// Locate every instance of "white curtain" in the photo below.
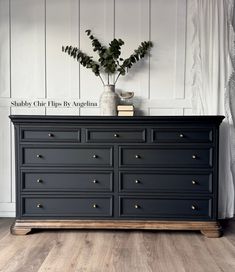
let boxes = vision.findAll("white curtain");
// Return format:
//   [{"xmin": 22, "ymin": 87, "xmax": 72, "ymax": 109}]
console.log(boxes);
[{"xmin": 190, "ymin": 0, "xmax": 235, "ymax": 218}]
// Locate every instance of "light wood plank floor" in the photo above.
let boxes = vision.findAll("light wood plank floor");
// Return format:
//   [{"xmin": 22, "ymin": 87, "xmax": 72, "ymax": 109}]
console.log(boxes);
[{"xmin": 0, "ymin": 219, "xmax": 234, "ymax": 272}]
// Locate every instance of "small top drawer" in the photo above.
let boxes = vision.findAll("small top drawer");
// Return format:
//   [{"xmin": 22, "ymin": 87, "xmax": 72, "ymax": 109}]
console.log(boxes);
[
  {"xmin": 86, "ymin": 128, "xmax": 146, "ymax": 143},
  {"xmin": 21, "ymin": 127, "xmax": 80, "ymax": 142},
  {"xmin": 151, "ymin": 128, "xmax": 213, "ymax": 143}
]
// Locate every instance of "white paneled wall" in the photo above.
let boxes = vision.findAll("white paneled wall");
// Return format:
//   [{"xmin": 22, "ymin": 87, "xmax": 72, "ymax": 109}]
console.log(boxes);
[
  {"xmin": 11, "ymin": 0, "xmax": 46, "ymax": 98},
  {"xmin": 46, "ymin": 0, "xmax": 80, "ymax": 100},
  {"xmin": 0, "ymin": 0, "xmax": 192, "ymax": 216}
]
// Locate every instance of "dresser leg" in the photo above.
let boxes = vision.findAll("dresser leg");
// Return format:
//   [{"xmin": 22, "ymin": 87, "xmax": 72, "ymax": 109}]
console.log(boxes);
[
  {"xmin": 11, "ymin": 222, "xmax": 32, "ymax": 235},
  {"xmin": 200, "ymin": 226, "xmax": 223, "ymax": 238}
]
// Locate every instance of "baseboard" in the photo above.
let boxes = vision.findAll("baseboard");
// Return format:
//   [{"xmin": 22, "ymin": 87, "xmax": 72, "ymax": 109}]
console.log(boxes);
[
  {"xmin": 0, "ymin": 212, "xmax": 15, "ymax": 217},
  {"xmin": 0, "ymin": 203, "xmax": 15, "ymax": 217}
]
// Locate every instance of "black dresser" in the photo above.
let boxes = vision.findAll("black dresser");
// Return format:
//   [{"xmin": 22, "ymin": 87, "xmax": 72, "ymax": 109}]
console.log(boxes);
[{"xmin": 10, "ymin": 115, "xmax": 224, "ymax": 237}]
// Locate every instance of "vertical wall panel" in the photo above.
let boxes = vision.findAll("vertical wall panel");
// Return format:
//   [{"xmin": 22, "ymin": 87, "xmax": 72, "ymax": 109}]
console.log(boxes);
[
  {"xmin": 174, "ymin": 0, "xmax": 187, "ymax": 99},
  {"xmin": 80, "ymin": 107, "xmax": 99, "ymax": 116},
  {"xmin": 0, "ymin": 0, "xmax": 10, "ymax": 97},
  {"xmin": 115, "ymin": 0, "xmax": 150, "ymax": 98},
  {"xmin": 184, "ymin": 0, "xmax": 194, "ymax": 105},
  {"xmin": 46, "ymin": 0, "xmax": 80, "ymax": 99},
  {"xmin": 80, "ymin": 0, "xmax": 114, "ymax": 100},
  {"xmin": 184, "ymin": 108, "xmax": 193, "ymax": 115},
  {"xmin": 11, "ymin": 0, "xmax": 45, "ymax": 98},
  {"xmin": 149, "ymin": 108, "xmax": 183, "ymax": 116},
  {"xmin": 150, "ymin": 0, "xmax": 178, "ymax": 99},
  {"xmin": 11, "ymin": 107, "xmax": 45, "ymax": 115},
  {"xmin": 46, "ymin": 108, "xmax": 79, "ymax": 115},
  {"xmin": 0, "ymin": 107, "xmax": 11, "ymax": 202}
]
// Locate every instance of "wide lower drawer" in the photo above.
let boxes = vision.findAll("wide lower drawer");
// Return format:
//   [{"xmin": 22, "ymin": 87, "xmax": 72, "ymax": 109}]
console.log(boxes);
[
  {"xmin": 120, "ymin": 197, "xmax": 212, "ymax": 219},
  {"xmin": 22, "ymin": 147, "xmax": 113, "ymax": 166},
  {"xmin": 22, "ymin": 196, "xmax": 113, "ymax": 217},
  {"xmin": 86, "ymin": 128, "xmax": 146, "ymax": 143},
  {"xmin": 119, "ymin": 171, "xmax": 212, "ymax": 193},
  {"xmin": 120, "ymin": 147, "xmax": 213, "ymax": 168},
  {"xmin": 21, "ymin": 127, "xmax": 80, "ymax": 142},
  {"xmin": 22, "ymin": 171, "xmax": 113, "ymax": 192}
]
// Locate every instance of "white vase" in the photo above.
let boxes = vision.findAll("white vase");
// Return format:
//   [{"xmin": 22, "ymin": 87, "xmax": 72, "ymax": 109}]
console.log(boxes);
[{"xmin": 100, "ymin": 84, "xmax": 118, "ymax": 116}]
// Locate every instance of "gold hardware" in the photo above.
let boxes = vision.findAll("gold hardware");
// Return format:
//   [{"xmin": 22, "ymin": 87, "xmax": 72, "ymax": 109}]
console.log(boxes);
[
  {"xmin": 191, "ymin": 205, "xmax": 197, "ymax": 210},
  {"xmin": 37, "ymin": 179, "xmax": 42, "ymax": 183},
  {"xmin": 93, "ymin": 204, "xmax": 98, "ymax": 208},
  {"xmin": 135, "ymin": 155, "xmax": 140, "ymax": 159},
  {"xmin": 37, "ymin": 204, "xmax": 42, "ymax": 208},
  {"xmin": 134, "ymin": 204, "xmax": 139, "ymax": 209},
  {"xmin": 114, "ymin": 133, "xmax": 119, "ymax": 137},
  {"xmin": 192, "ymin": 155, "xmax": 197, "ymax": 159},
  {"xmin": 93, "ymin": 155, "xmax": 98, "ymax": 158},
  {"xmin": 179, "ymin": 134, "xmax": 184, "ymax": 138},
  {"xmin": 36, "ymin": 154, "xmax": 42, "ymax": 158},
  {"xmin": 135, "ymin": 180, "xmax": 140, "ymax": 184},
  {"xmin": 48, "ymin": 133, "xmax": 53, "ymax": 137},
  {"xmin": 192, "ymin": 180, "xmax": 197, "ymax": 185},
  {"xmin": 93, "ymin": 179, "xmax": 98, "ymax": 184}
]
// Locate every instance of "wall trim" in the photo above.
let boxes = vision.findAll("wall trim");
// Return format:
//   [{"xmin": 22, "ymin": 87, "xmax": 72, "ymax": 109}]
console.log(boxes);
[{"xmin": 0, "ymin": 203, "xmax": 15, "ymax": 217}]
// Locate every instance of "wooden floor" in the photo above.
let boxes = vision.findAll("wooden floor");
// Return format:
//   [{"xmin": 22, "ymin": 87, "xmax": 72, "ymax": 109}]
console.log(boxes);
[{"xmin": 0, "ymin": 219, "xmax": 235, "ymax": 272}]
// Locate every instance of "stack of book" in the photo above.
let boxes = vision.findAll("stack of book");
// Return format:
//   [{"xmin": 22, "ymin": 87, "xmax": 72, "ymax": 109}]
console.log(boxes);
[{"xmin": 117, "ymin": 105, "xmax": 134, "ymax": 116}]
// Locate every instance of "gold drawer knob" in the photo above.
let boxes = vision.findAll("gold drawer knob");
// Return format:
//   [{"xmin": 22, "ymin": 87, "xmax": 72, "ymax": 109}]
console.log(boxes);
[
  {"xmin": 192, "ymin": 180, "xmax": 197, "ymax": 185},
  {"xmin": 92, "ymin": 154, "xmax": 98, "ymax": 158},
  {"xmin": 36, "ymin": 154, "xmax": 42, "ymax": 158},
  {"xmin": 114, "ymin": 133, "xmax": 119, "ymax": 137},
  {"xmin": 179, "ymin": 134, "xmax": 184, "ymax": 138},
  {"xmin": 192, "ymin": 155, "xmax": 197, "ymax": 159},
  {"xmin": 191, "ymin": 205, "xmax": 197, "ymax": 210},
  {"xmin": 135, "ymin": 155, "xmax": 141, "ymax": 159},
  {"xmin": 37, "ymin": 204, "xmax": 43, "ymax": 208},
  {"xmin": 37, "ymin": 179, "xmax": 42, "ymax": 183},
  {"xmin": 135, "ymin": 180, "xmax": 140, "ymax": 184},
  {"xmin": 134, "ymin": 204, "xmax": 140, "ymax": 209},
  {"xmin": 93, "ymin": 179, "xmax": 98, "ymax": 184},
  {"xmin": 48, "ymin": 133, "xmax": 54, "ymax": 137},
  {"xmin": 93, "ymin": 204, "xmax": 98, "ymax": 208}
]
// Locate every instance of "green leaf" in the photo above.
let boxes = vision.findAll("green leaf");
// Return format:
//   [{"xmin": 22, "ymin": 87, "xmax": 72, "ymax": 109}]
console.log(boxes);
[
  {"xmin": 85, "ymin": 29, "xmax": 91, "ymax": 35},
  {"xmin": 62, "ymin": 30, "xmax": 153, "ymax": 85}
]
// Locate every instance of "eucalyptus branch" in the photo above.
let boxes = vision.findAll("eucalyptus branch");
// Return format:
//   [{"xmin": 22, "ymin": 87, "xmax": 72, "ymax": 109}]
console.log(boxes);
[
  {"xmin": 98, "ymin": 75, "xmax": 105, "ymax": 86},
  {"xmin": 114, "ymin": 72, "xmax": 122, "ymax": 85},
  {"xmin": 116, "ymin": 41, "xmax": 153, "ymax": 79},
  {"xmin": 62, "ymin": 30, "xmax": 153, "ymax": 86}
]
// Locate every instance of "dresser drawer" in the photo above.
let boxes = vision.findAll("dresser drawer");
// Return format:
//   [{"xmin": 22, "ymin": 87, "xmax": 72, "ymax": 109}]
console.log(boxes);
[
  {"xmin": 22, "ymin": 171, "xmax": 113, "ymax": 192},
  {"xmin": 120, "ymin": 197, "xmax": 212, "ymax": 219},
  {"xmin": 152, "ymin": 128, "xmax": 213, "ymax": 143},
  {"xmin": 22, "ymin": 147, "xmax": 113, "ymax": 167},
  {"xmin": 21, "ymin": 127, "xmax": 80, "ymax": 142},
  {"xmin": 22, "ymin": 196, "xmax": 113, "ymax": 217},
  {"xmin": 119, "ymin": 172, "xmax": 212, "ymax": 193},
  {"xmin": 120, "ymin": 147, "xmax": 213, "ymax": 168},
  {"xmin": 86, "ymin": 128, "xmax": 146, "ymax": 143}
]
